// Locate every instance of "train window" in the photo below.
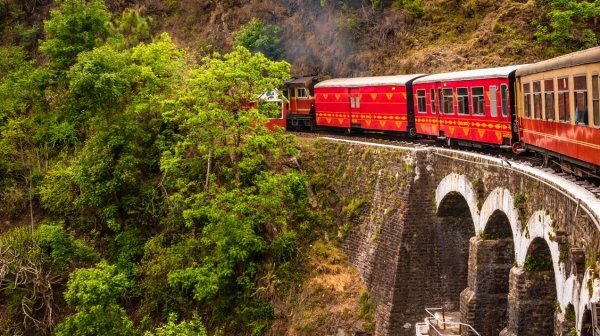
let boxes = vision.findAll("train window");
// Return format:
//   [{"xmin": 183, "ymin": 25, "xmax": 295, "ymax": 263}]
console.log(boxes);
[
  {"xmin": 430, "ymin": 89, "xmax": 436, "ymax": 114},
  {"xmin": 438, "ymin": 88, "xmax": 444, "ymax": 114},
  {"xmin": 356, "ymin": 96, "xmax": 361, "ymax": 108},
  {"xmin": 490, "ymin": 86, "xmax": 498, "ymax": 117},
  {"xmin": 558, "ymin": 77, "xmax": 571, "ymax": 121},
  {"xmin": 501, "ymin": 85, "xmax": 508, "ymax": 117},
  {"xmin": 523, "ymin": 83, "xmax": 531, "ymax": 119},
  {"xmin": 557, "ymin": 77, "xmax": 570, "ymax": 122},
  {"xmin": 290, "ymin": 88, "xmax": 296, "ymax": 98},
  {"xmin": 544, "ymin": 79, "xmax": 555, "ymax": 120},
  {"xmin": 472, "ymin": 87, "xmax": 485, "ymax": 116},
  {"xmin": 593, "ymin": 74, "xmax": 599, "ymax": 126},
  {"xmin": 442, "ymin": 88, "xmax": 454, "ymax": 114},
  {"xmin": 533, "ymin": 81, "xmax": 542, "ymax": 119},
  {"xmin": 457, "ymin": 88, "xmax": 469, "ymax": 115},
  {"xmin": 574, "ymin": 75, "xmax": 588, "ymax": 125},
  {"xmin": 417, "ymin": 90, "xmax": 427, "ymax": 113},
  {"xmin": 297, "ymin": 88, "xmax": 308, "ymax": 98},
  {"xmin": 350, "ymin": 96, "xmax": 356, "ymax": 108}
]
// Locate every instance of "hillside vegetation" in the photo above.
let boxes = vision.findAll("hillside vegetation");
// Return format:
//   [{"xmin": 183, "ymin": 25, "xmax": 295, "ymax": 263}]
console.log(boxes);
[{"xmin": 0, "ymin": 0, "xmax": 598, "ymax": 335}]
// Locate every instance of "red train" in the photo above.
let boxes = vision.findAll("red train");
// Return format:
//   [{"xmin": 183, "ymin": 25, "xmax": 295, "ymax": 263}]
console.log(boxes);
[{"xmin": 280, "ymin": 47, "xmax": 600, "ymax": 177}]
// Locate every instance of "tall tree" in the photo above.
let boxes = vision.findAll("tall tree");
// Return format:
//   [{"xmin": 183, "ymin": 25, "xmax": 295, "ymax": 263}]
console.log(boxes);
[{"xmin": 40, "ymin": 0, "xmax": 111, "ymax": 78}]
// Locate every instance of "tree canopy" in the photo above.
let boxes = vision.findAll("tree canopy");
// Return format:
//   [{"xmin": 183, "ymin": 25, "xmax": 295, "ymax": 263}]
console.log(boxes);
[{"xmin": 0, "ymin": 0, "xmax": 313, "ymax": 335}]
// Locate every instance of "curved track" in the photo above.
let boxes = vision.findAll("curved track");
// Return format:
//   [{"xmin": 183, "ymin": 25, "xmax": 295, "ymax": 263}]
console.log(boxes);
[{"xmin": 292, "ymin": 130, "xmax": 600, "ymax": 200}]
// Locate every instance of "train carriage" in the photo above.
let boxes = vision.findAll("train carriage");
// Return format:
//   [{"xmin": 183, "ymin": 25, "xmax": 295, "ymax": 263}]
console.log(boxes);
[
  {"xmin": 412, "ymin": 66, "xmax": 524, "ymax": 150},
  {"xmin": 283, "ymin": 77, "xmax": 318, "ymax": 129},
  {"xmin": 515, "ymin": 47, "xmax": 600, "ymax": 175},
  {"xmin": 314, "ymin": 75, "xmax": 425, "ymax": 133}
]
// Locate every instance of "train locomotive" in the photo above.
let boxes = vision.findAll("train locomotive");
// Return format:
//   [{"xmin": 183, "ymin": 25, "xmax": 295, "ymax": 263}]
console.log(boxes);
[{"xmin": 280, "ymin": 46, "xmax": 600, "ymax": 177}]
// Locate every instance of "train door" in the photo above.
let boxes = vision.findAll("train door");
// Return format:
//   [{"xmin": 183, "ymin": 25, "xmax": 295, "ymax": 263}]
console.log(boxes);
[
  {"xmin": 290, "ymin": 87, "xmax": 297, "ymax": 112},
  {"xmin": 349, "ymin": 88, "xmax": 361, "ymax": 128},
  {"xmin": 434, "ymin": 83, "xmax": 442, "ymax": 136},
  {"xmin": 489, "ymin": 85, "xmax": 499, "ymax": 121},
  {"xmin": 436, "ymin": 83, "xmax": 445, "ymax": 139}
]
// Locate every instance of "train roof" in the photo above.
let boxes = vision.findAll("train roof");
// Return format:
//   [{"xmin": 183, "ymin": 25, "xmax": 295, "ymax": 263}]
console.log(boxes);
[
  {"xmin": 285, "ymin": 77, "xmax": 316, "ymax": 87},
  {"xmin": 516, "ymin": 46, "xmax": 600, "ymax": 77},
  {"xmin": 413, "ymin": 65, "xmax": 526, "ymax": 84},
  {"xmin": 314, "ymin": 74, "xmax": 426, "ymax": 88}
]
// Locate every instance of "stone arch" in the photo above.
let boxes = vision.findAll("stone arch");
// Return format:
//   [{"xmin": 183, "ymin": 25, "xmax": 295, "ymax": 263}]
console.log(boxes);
[
  {"xmin": 580, "ymin": 306, "xmax": 593, "ymax": 336},
  {"xmin": 479, "ymin": 187, "xmax": 520, "ymax": 240},
  {"xmin": 483, "ymin": 210, "xmax": 513, "ymax": 238},
  {"xmin": 515, "ymin": 210, "xmax": 567, "ymax": 306},
  {"xmin": 461, "ymin": 208, "xmax": 515, "ymax": 335},
  {"xmin": 434, "ymin": 175, "xmax": 478, "ymax": 312},
  {"xmin": 435, "ymin": 173, "xmax": 480, "ymax": 233}
]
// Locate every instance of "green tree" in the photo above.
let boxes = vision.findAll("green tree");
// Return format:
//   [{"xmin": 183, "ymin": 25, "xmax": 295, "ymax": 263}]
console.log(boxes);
[
  {"xmin": 234, "ymin": 19, "xmax": 284, "ymax": 60},
  {"xmin": 40, "ymin": 0, "xmax": 112, "ymax": 76},
  {"xmin": 536, "ymin": 0, "xmax": 600, "ymax": 51},
  {"xmin": 0, "ymin": 51, "xmax": 49, "ymax": 222},
  {"xmin": 110, "ymin": 8, "xmax": 153, "ymax": 49},
  {"xmin": 54, "ymin": 262, "xmax": 137, "ymax": 336},
  {"xmin": 144, "ymin": 313, "xmax": 207, "ymax": 336}
]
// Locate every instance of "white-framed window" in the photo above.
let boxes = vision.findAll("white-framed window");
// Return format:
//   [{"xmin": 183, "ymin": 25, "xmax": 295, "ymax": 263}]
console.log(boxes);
[
  {"xmin": 472, "ymin": 87, "xmax": 485, "ymax": 116},
  {"xmin": 523, "ymin": 83, "xmax": 531, "ymax": 119},
  {"xmin": 297, "ymin": 88, "xmax": 308, "ymax": 98},
  {"xmin": 574, "ymin": 75, "xmax": 588, "ymax": 125},
  {"xmin": 457, "ymin": 88, "xmax": 469, "ymax": 115},
  {"xmin": 533, "ymin": 81, "xmax": 542, "ymax": 119},
  {"xmin": 501, "ymin": 84, "xmax": 508, "ymax": 117},
  {"xmin": 544, "ymin": 79, "xmax": 555, "ymax": 121},
  {"xmin": 417, "ymin": 89, "xmax": 427, "ymax": 113},
  {"xmin": 442, "ymin": 88, "xmax": 454, "ymax": 114},
  {"xmin": 557, "ymin": 77, "xmax": 570, "ymax": 122}
]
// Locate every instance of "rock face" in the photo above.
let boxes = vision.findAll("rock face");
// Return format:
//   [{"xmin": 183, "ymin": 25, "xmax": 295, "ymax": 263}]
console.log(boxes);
[{"xmin": 303, "ymin": 139, "xmax": 600, "ymax": 336}]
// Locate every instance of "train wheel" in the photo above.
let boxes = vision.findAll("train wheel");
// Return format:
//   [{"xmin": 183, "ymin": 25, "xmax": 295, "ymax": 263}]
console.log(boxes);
[
  {"xmin": 511, "ymin": 142, "xmax": 523, "ymax": 155},
  {"xmin": 445, "ymin": 138, "xmax": 453, "ymax": 148},
  {"xmin": 542, "ymin": 153, "xmax": 549, "ymax": 167},
  {"xmin": 409, "ymin": 127, "xmax": 417, "ymax": 138}
]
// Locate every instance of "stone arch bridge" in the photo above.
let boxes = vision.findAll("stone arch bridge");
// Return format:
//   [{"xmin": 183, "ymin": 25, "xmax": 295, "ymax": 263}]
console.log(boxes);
[{"xmin": 306, "ymin": 138, "xmax": 600, "ymax": 336}]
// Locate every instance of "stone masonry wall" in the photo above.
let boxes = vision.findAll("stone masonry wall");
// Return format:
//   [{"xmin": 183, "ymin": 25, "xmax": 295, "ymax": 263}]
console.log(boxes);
[{"xmin": 302, "ymin": 139, "xmax": 600, "ymax": 336}]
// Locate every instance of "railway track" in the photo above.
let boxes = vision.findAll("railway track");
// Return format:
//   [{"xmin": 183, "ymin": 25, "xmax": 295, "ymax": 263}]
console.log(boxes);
[{"xmin": 292, "ymin": 130, "xmax": 600, "ymax": 200}]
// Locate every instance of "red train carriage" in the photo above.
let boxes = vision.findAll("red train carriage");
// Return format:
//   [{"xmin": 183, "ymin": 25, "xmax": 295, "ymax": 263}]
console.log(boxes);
[
  {"xmin": 314, "ymin": 75, "xmax": 425, "ymax": 133},
  {"xmin": 516, "ymin": 47, "xmax": 600, "ymax": 175},
  {"xmin": 283, "ymin": 77, "xmax": 318, "ymax": 129},
  {"xmin": 412, "ymin": 66, "xmax": 524, "ymax": 150}
]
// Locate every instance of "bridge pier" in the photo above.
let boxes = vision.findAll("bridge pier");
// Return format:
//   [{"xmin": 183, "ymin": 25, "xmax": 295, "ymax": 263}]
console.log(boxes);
[
  {"xmin": 460, "ymin": 237, "xmax": 514, "ymax": 336},
  {"xmin": 500, "ymin": 266, "xmax": 556, "ymax": 336}
]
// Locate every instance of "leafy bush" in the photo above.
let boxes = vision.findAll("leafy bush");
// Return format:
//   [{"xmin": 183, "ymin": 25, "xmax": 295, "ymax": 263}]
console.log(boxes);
[
  {"xmin": 234, "ymin": 18, "xmax": 284, "ymax": 60},
  {"xmin": 54, "ymin": 261, "xmax": 136, "ymax": 336},
  {"xmin": 535, "ymin": 0, "xmax": 600, "ymax": 50},
  {"xmin": 144, "ymin": 313, "xmax": 207, "ymax": 336},
  {"xmin": 523, "ymin": 254, "xmax": 553, "ymax": 272},
  {"xmin": 40, "ymin": 0, "xmax": 112, "ymax": 74}
]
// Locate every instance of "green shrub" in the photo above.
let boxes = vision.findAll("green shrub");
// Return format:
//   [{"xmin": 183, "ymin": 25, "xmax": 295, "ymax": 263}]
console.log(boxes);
[
  {"xmin": 54, "ymin": 261, "xmax": 136, "ymax": 336},
  {"xmin": 234, "ymin": 18, "xmax": 284, "ymax": 60},
  {"xmin": 523, "ymin": 254, "xmax": 553, "ymax": 272},
  {"xmin": 144, "ymin": 313, "xmax": 207, "ymax": 336}
]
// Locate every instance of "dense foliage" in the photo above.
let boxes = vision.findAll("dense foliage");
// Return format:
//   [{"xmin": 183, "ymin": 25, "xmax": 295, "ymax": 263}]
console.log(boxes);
[
  {"xmin": 0, "ymin": 0, "xmax": 315, "ymax": 335},
  {"xmin": 535, "ymin": 0, "xmax": 600, "ymax": 51},
  {"xmin": 234, "ymin": 18, "xmax": 284, "ymax": 60}
]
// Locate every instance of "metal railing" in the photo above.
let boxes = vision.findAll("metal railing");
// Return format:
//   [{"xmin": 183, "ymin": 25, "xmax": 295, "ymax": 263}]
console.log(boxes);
[{"xmin": 424, "ymin": 307, "xmax": 481, "ymax": 336}]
